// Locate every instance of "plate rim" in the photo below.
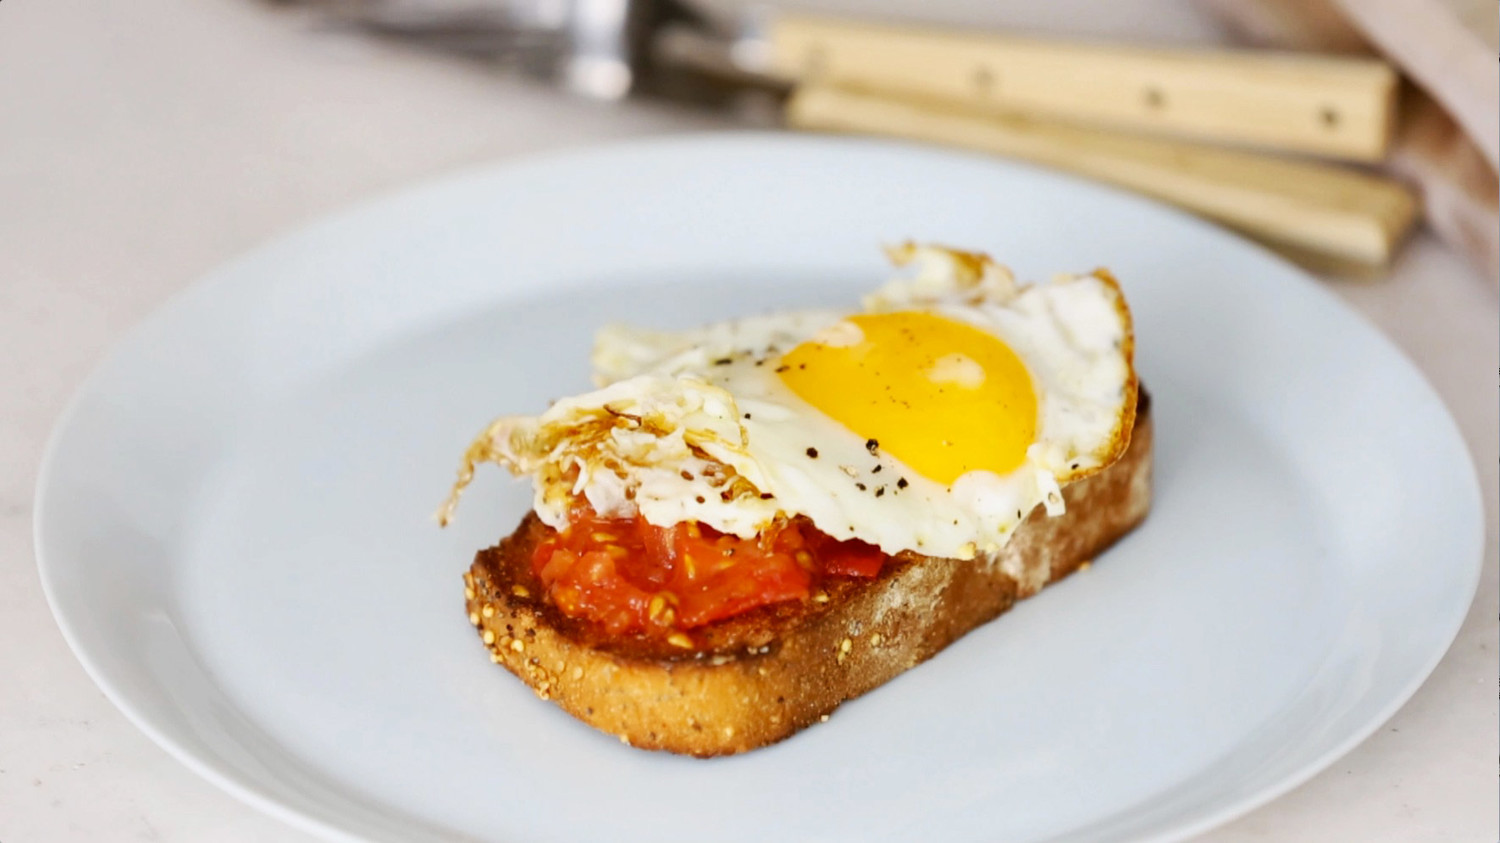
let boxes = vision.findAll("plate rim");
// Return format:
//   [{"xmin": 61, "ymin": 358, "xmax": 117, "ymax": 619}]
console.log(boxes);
[{"xmin": 34, "ymin": 131, "xmax": 1486, "ymax": 843}]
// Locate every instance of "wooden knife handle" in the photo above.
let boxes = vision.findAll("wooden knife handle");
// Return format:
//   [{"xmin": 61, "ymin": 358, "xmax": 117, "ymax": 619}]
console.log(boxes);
[
  {"xmin": 786, "ymin": 83, "xmax": 1418, "ymax": 268},
  {"xmin": 770, "ymin": 14, "xmax": 1399, "ymax": 163}
]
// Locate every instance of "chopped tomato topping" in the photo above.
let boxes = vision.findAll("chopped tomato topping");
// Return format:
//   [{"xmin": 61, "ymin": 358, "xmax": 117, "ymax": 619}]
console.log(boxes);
[
  {"xmin": 812, "ymin": 532, "xmax": 885, "ymax": 578},
  {"xmin": 530, "ymin": 505, "xmax": 888, "ymax": 636}
]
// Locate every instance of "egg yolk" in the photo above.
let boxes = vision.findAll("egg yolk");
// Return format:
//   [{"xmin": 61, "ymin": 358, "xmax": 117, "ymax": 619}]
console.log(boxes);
[{"xmin": 778, "ymin": 312, "xmax": 1037, "ymax": 485}]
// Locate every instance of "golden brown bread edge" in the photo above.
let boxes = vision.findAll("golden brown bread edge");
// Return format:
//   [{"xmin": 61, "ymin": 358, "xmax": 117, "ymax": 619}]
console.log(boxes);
[{"xmin": 463, "ymin": 393, "xmax": 1153, "ymax": 757}]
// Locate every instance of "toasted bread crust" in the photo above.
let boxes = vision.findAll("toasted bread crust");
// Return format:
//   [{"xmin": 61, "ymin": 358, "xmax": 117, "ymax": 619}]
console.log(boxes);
[{"xmin": 464, "ymin": 394, "xmax": 1153, "ymax": 756}]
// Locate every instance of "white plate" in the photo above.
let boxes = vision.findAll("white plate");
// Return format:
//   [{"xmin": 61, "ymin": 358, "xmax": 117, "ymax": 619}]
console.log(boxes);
[{"xmin": 37, "ymin": 135, "xmax": 1482, "ymax": 843}]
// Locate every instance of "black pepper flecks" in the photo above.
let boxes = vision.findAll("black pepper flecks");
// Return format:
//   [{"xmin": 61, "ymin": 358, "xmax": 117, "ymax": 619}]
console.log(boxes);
[
  {"xmin": 855, "ymin": 483, "xmax": 867, "ymax": 491},
  {"xmin": 871, "ymin": 465, "xmax": 882, "ymax": 473},
  {"xmin": 1070, "ymin": 462, "xmax": 1080, "ymax": 470},
  {"xmin": 775, "ymin": 365, "xmax": 790, "ymax": 373},
  {"xmin": 695, "ymin": 495, "xmax": 706, "ymax": 504},
  {"xmin": 743, "ymin": 413, "xmax": 752, "ymax": 420},
  {"xmin": 759, "ymin": 493, "xmax": 774, "ymax": 500},
  {"xmin": 714, "ymin": 357, "xmax": 733, "ymax": 366},
  {"xmin": 805, "ymin": 447, "xmax": 819, "ymax": 458},
  {"xmin": 875, "ymin": 487, "xmax": 885, "ymax": 498},
  {"xmin": 896, "ymin": 477, "xmax": 909, "ymax": 489},
  {"xmin": 865, "ymin": 438, "xmax": 879, "ymax": 454}
]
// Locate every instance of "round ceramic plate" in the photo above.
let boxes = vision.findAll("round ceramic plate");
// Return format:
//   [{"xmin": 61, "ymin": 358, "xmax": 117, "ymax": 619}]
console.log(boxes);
[{"xmin": 37, "ymin": 135, "xmax": 1482, "ymax": 843}]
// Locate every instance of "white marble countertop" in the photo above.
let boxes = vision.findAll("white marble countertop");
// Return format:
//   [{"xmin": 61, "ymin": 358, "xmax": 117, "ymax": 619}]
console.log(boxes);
[{"xmin": 2, "ymin": 1, "xmax": 1495, "ymax": 840}]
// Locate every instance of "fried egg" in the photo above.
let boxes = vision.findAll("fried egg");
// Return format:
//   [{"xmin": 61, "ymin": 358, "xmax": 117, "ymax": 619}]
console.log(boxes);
[{"xmin": 441, "ymin": 244, "xmax": 1137, "ymax": 563}]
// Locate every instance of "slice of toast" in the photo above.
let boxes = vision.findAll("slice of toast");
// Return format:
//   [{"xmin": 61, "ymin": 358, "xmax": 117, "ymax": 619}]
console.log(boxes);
[{"xmin": 464, "ymin": 393, "xmax": 1153, "ymax": 756}]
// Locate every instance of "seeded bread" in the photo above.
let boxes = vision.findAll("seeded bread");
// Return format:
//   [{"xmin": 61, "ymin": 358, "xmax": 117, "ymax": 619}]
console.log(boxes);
[{"xmin": 463, "ymin": 393, "xmax": 1153, "ymax": 756}]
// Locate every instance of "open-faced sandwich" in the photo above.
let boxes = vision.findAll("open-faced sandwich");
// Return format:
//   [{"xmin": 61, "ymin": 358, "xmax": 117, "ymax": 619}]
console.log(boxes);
[{"xmin": 440, "ymin": 243, "xmax": 1150, "ymax": 756}]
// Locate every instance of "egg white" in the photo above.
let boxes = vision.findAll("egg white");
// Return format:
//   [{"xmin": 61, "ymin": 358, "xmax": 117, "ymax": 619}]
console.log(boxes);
[{"xmin": 443, "ymin": 246, "xmax": 1136, "ymax": 562}]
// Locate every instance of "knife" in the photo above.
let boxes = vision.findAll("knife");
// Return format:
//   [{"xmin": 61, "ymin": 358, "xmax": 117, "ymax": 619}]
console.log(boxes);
[{"xmin": 267, "ymin": 0, "xmax": 1417, "ymax": 268}]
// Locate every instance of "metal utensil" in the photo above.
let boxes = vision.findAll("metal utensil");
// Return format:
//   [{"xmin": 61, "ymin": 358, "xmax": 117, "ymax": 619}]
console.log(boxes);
[
  {"xmin": 264, "ymin": 0, "xmax": 1419, "ymax": 269},
  {"xmin": 266, "ymin": 0, "xmax": 783, "ymax": 103}
]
